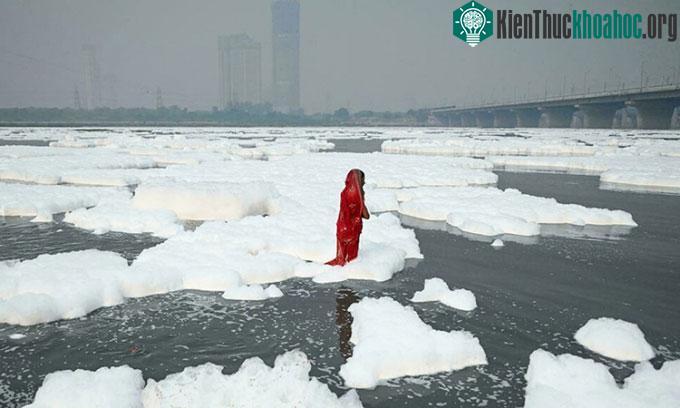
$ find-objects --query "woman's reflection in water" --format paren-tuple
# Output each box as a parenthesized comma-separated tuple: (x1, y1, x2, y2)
(335, 286, 359, 360)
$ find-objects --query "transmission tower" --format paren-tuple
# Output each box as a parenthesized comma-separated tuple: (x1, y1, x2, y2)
(156, 87, 164, 109)
(81, 44, 102, 109)
(73, 85, 82, 110)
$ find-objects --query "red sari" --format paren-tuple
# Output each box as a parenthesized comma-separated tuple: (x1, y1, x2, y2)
(326, 169, 365, 266)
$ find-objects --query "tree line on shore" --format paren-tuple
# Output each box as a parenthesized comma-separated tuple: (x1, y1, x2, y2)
(0, 104, 430, 126)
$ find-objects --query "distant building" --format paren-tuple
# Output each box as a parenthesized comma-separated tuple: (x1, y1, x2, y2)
(271, 0, 300, 112)
(218, 34, 262, 109)
(81, 44, 101, 109)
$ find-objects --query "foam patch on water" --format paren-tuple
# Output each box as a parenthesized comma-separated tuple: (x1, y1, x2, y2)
(25, 350, 363, 408)
(574, 317, 655, 362)
(381, 128, 680, 193)
(524, 349, 680, 408)
(126, 212, 419, 298)
(0, 133, 642, 328)
(491, 155, 680, 193)
(137, 152, 495, 192)
(143, 350, 362, 408)
(64, 197, 183, 238)
(383, 137, 596, 157)
(307, 242, 407, 284)
(395, 186, 636, 237)
(339, 297, 487, 389)
(410, 278, 477, 311)
(3, 148, 499, 240)
(222, 284, 283, 300)
(0, 147, 156, 185)
(132, 179, 280, 221)
(25, 366, 145, 408)
(0, 251, 129, 326)
(0, 208, 420, 325)
(0, 183, 128, 221)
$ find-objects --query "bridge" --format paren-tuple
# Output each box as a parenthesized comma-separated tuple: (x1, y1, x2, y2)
(430, 84, 680, 129)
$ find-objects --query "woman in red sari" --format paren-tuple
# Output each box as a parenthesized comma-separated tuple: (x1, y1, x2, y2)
(326, 169, 370, 266)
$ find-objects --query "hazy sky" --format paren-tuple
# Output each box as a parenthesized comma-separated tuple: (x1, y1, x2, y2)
(0, 0, 678, 112)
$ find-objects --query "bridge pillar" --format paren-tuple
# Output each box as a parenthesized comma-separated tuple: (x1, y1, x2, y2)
(493, 110, 517, 128)
(513, 108, 541, 127)
(613, 107, 638, 129)
(432, 112, 447, 126)
(539, 106, 576, 128)
(435, 112, 462, 127)
(460, 112, 477, 127)
(576, 103, 622, 129)
(475, 111, 494, 128)
(612, 109, 623, 128)
(630, 99, 680, 129)
(571, 111, 585, 128)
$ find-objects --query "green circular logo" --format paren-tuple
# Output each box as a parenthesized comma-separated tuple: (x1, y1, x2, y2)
(453, 1, 494, 47)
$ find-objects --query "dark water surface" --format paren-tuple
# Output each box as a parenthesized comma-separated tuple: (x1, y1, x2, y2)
(327, 138, 384, 153)
(1, 171, 679, 407)
(0, 140, 51, 147)
(0, 217, 163, 263)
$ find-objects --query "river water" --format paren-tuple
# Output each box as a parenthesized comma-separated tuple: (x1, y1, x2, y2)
(1, 140, 679, 407)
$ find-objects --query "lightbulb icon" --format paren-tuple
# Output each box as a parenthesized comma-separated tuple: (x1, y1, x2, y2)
(460, 8, 486, 47)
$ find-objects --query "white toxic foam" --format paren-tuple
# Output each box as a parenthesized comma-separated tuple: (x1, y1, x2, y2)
(410, 278, 477, 311)
(139, 152, 496, 191)
(60, 169, 142, 187)
(127, 212, 419, 299)
(379, 127, 680, 193)
(132, 179, 279, 221)
(397, 186, 636, 237)
(574, 317, 655, 362)
(0, 182, 128, 222)
(339, 297, 487, 389)
(25, 366, 145, 408)
(382, 137, 596, 157)
(600, 165, 680, 193)
(142, 350, 363, 408)
(0, 147, 156, 186)
(26, 351, 362, 408)
(2, 147, 515, 325)
(222, 284, 284, 301)
(64, 197, 183, 238)
(491, 155, 680, 193)
(491, 239, 504, 247)
(524, 349, 680, 408)
(307, 242, 407, 284)
(0, 211, 420, 326)
(0, 250, 129, 326)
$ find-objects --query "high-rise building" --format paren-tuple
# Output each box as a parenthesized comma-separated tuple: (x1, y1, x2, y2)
(81, 44, 101, 110)
(271, 0, 300, 112)
(218, 34, 262, 109)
